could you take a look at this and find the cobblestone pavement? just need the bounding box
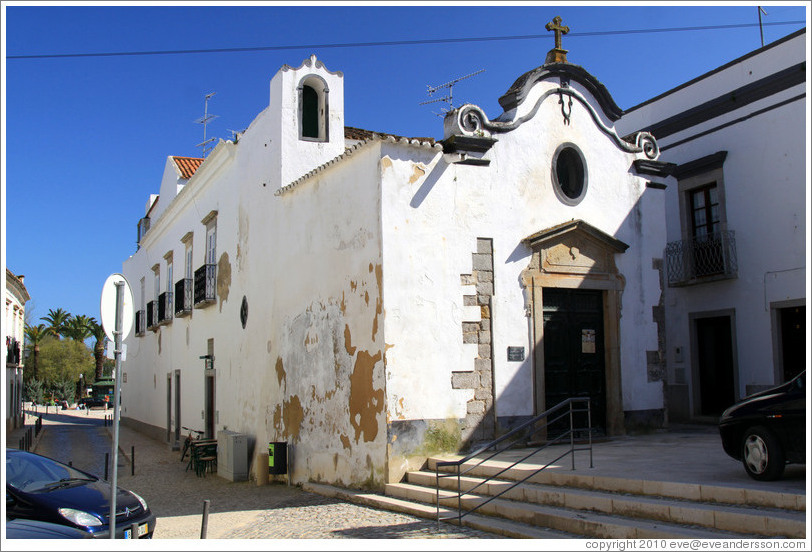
[10,407,500,541]
[218,493,497,539]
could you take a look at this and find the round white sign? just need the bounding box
[100,273,135,342]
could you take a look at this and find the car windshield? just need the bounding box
[6,452,97,493]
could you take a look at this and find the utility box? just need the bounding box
[268,442,288,475]
[217,430,248,482]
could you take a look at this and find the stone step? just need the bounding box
[386,482,758,540]
[302,482,575,539]
[427,456,805,511]
[407,470,806,538]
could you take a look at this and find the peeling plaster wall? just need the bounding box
[380,77,665,479]
[122,57,388,489]
[252,144,387,488]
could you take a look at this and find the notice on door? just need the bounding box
[581,329,596,353]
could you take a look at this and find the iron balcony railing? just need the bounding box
[194,264,216,307]
[665,230,737,287]
[135,310,145,336]
[174,278,193,317]
[158,291,173,325]
[146,301,158,331]
[6,338,22,365]
[435,397,592,526]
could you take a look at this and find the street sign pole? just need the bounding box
[109,280,124,539]
[100,273,133,539]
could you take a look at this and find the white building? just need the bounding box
[5,268,30,432]
[121,36,670,488]
[616,28,807,422]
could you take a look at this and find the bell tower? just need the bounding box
[268,54,345,188]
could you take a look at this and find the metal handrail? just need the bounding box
[435,397,592,526]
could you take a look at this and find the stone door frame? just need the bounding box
[521,220,628,436]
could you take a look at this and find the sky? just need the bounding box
[2,1,808,329]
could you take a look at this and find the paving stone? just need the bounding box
[17,408,500,540]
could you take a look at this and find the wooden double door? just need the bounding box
[542,288,606,433]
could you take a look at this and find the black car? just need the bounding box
[718,371,806,481]
[5,449,156,538]
[79,397,110,409]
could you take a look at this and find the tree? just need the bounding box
[42,308,71,339]
[24,378,44,404]
[23,323,52,381]
[63,314,93,342]
[88,318,108,381]
[51,377,78,403]
[36,336,94,389]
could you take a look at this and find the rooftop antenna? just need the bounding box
[419,69,485,116]
[757,6,768,47]
[195,92,219,157]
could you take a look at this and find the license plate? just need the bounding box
[124,523,148,538]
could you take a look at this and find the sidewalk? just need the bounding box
[470,424,807,497]
[9,407,497,540]
[6,407,806,540]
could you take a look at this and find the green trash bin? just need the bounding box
[268,442,287,475]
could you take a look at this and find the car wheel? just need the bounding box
[741,426,785,481]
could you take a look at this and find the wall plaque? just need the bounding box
[507,346,525,362]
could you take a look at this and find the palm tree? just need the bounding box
[88,318,107,380]
[23,323,52,381]
[41,308,71,339]
[63,314,93,342]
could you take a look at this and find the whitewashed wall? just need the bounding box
[617,30,806,411]
[381,76,665,432]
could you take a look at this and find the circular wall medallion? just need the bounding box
[240,296,248,329]
[552,143,588,205]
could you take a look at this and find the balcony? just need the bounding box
[158,291,173,325]
[175,278,193,317]
[194,264,216,307]
[665,230,738,287]
[146,301,158,331]
[6,338,21,366]
[135,310,145,336]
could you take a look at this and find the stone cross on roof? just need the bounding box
[544,16,570,64]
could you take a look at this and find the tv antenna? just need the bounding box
[419,69,484,115]
[195,92,219,157]
[757,6,768,47]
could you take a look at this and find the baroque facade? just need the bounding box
[120,34,671,488]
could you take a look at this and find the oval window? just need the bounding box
[552,144,587,205]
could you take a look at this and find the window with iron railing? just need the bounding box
[194,264,217,307]
[146,301,158,330]
[175,278,193,316]
[6,338,21,365]
[135,310,145,336]
[158,291,173,324]
[665,230,738,287]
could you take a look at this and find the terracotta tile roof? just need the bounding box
[172,156,204,180]
[344,126,436,145]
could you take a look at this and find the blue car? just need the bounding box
[5,518,93,539]
[5,449,156,538]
